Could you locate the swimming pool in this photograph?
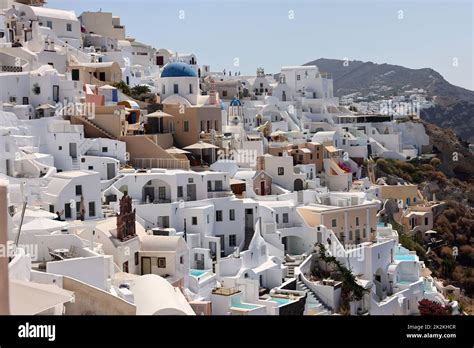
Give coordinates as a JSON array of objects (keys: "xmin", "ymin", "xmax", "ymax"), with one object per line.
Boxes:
[
  {"xmin": 269, "ymin": 297, "xmax": 292, "ymax": 306},
  {"xmin": 190, "ymin": 269, "xmax": 208, "ymax": 278},
  {"xmin": 394, "ymin": 254, "xmax": 417, "ymax": 261},
  {"xmin": 231, "ymin": 302, "xmax": 261, "ymax": 310}
]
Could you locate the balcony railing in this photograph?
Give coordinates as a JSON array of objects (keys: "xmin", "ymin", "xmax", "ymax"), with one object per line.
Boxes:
[
  {"xmin": 132, "ymin": 158, "xmax": 190, "ymax": 170},
  {"xmin": 277, "ymin": 222, "xmax": 303, "ymax": 229},
  {"xmin": 212, "ymin": 287, "xmax": 240, "ymax": 296}
]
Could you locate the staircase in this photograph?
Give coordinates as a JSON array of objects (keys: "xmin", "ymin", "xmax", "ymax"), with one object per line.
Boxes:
[
  {"xmin": 73, "ymin": 116, "xmax": 116, "ymax": 140},
  {"xmin": 296, "ymin": 279, "xmax": 332, "ymax": 315},
  {"xmin": 242, "ymin": 228, "xmax": 254, "ymax": 251},
  {"xmin": 71, "ymin": 158, "xmax": 80, "ymax": 170}
]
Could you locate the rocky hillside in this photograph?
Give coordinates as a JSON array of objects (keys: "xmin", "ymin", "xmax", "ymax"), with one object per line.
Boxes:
[{"xmin": 294, "ymin": 58, "xmax": 474, "ymax": 142}]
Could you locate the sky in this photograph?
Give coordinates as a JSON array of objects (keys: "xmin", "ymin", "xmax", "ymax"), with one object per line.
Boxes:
[{"xmin": 48, "ymin": 0, "xmax": 473, "ymax": 90}]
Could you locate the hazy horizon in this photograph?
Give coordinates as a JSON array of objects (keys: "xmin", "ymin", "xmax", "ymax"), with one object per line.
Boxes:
[{"xmin": 47, "ymin": 0, "xmax": 473, "ymax": 91}]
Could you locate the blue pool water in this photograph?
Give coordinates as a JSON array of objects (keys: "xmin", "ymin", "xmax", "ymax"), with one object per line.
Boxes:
[
  {"xmin": 377, "ymin": 222, "xmax": 387, "ymax": 228},
  {"xmin": 190, "ymin": 269, "xmax": 207, "ymax": 278},
  {"xmin": 269, "ymin": 297, "xmax": 292, "ymax": 306},
  {"xmin": 231, "ymin": 302, "xmax": 260, "ymax": 310},
  {"xmin": 394, "ymin": 254, "xmax": 417, "ymax": 261}
]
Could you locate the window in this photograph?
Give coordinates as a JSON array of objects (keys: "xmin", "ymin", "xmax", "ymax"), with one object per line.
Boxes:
[
  {"xmin": 22, "ymin": 97, "xmax": 29, "ymax": 105},
  {"xmin": 58, "ymin": 146, "xmax": 62, "ymax": 150},
  {"xmin": 222, "ymin": 90, "xmax": 227, "ymax": 97},
  {"xmin": 173, "ymin": 84, "xmax": 179, "ymax": 94},
  {"xmin": 424, "ymin": 217, "xmax": 429, "ymax": 226},
  {"xmin": 180, "ymin": 256, "xmax": 184, "ymax": 264},
  {"xmin": 282, "ymin": 213, "xmax": 289, "ymax": 223},
  {"xmin": 46, "ymin": 21, "xmax": 53, "ymax": 29},
  {"xmin": 215, "ymin": 180, "xmax": 223, "ymax": 191},
  {"xmin": 207, "ymin": 181, "xmax": 212, "ymax": 191},
  {"xmin": 216, "ymin": 210, "xmax": 223, "ymax": 222},
  {"xmin": 49, "ymin": 204, "xmax": 55, "ymax": 213},
  {"xmin": 278, "ymin": 167, "xmax": 284, "ymax": 175},
  {"xmin": 66, "ymin": 23, "xmax": 72, "ymax": 31},
  {"xmin": 229, "ymin": 209, "xmax": 235, "ymax": 221},
  {"xmin": 189, "ymin": 84, "xmax": 193, "ymax": 94},
  {"xmin": 349, "ymin": 230, "xmax": 353, "ymax": 240},
  {"xmin": 356, "ymin": 217, "xmax": 359, "ymax": 226},
  {"xmin": 207, "ymin": 214, "xmax": 210, "ymax": 224},
  {"xmin": 296, "ymin": 74, "xmax": 301, "ymax": 81},
  {"xmin": 71, "ymin": 69, "xmax": 80, "ymax": 81},
  {"xmin": 122, "ymin": 261, "xmax": 129, "ymax": 273},
  {"xmin": 192, "ymin": 216, "xmax": 197, "ymax": 225},
  {"xmin": 177, "ymin": 186, "xmax": 183, "ymax": 197},
  {"xmin": 363, "ymin": 229, "xmax": 366, "ymax": 238},
  {"xmin": 157, "ymin": 257, "xmax": 166, "ymax": 268},
  {"xmin": 158, "ymin": 187, "xmax": 166, "ymax": 200},
  {"xmin": 229, "ymin": 235, "xmax": 236, "ymax": 247},
  {"xmin": 162, "ymin": 85, "xmax": 165, "ymax": 94},
  {"xmin": 183, "ymin": 121, "xmax": 189, "ymax": 132},
  {"xmin": 102, "ymin": 147, "xmax": 108, "ymax": 153},
  {"xmin": 75, "ymin": 185, "xmax": 82, "ymax": 195},
  {"xmin": 134, "ymin": 252, "xmax": 139, "ymax": 266},
  {"xmin": 53, "ymin": 85, "xmax": 59, "ymax": 103},
  {"xmin": 276, "ymin": 214, "xmax": 279, "ymax": 223},
  {"xmin": 331, "ymin": 219, "xmax": 337, "ymax": 227},
  {"xmin": 88, "ymin": 202, "xmax": 95, "ymax": 217},
  {"xmin": 88, "ymin": 166, "xmax": 93, "ymax": 170}
]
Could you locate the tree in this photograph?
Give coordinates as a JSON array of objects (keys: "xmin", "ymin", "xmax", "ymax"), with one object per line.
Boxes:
[
  {"xmin": 130, "ymin": 85, "xmax": 151, "ymax": 97},
  {"xmin": 112, "ymin": 80, "xmax": 130, "ymax": 96},
  {"xmin": 418, "ymin": 299, "xmax": 451, "ymax": 316}
]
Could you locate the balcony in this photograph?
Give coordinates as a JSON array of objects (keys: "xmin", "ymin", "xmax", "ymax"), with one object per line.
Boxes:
[
  {"xmin": 276, "ymin": 222, "xmax": 303, "ymax": 229},
  {"xmin": 212, "ymin": 287, "xmax": 240, "ymax": 296}
]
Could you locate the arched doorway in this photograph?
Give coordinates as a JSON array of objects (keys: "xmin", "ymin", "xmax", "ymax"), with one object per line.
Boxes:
[
  {"xmin": 282, "ymin": 91, "xmax": 286, "ymax": 102},
  {"xmin": 294, "ymin": 179, "xmax": 303, "ymax": 191}
]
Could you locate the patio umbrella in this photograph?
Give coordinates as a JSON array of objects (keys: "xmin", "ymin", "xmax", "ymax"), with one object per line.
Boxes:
[
  {"xmin": 20, "ymin": 218, "xmax": 68, "ymax": 233},
  {"xmin": 13, "ymin": 208, "xmax": 57, "ymax": 224},
  {"xmin": 146, "ymin": 110, "xmax": 174, "ymax": 118},
  {"xmin": 165, "ymin": 147, "xmax": 190, "ymax": 154},
  {"xmin": 183, "ymin": 141, "xmax": 219, "ymax": 165},
  {"xmin": 35, "ymin": 104, "xmax": 56, "ymax": 110}
]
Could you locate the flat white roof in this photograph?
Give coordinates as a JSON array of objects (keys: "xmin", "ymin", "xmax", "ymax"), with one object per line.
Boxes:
[{"xmin": 31, "ymin": 7, "xmax": 78, "ymax": 21}]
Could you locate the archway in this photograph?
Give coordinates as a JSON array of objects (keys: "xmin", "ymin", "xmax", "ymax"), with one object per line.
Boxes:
[{"xmin": 294, "ymin": 179, "xmax": 303, "ymax": 191}]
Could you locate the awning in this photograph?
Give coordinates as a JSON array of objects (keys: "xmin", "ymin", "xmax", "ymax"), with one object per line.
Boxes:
[{"xmin": 9, "ymin": 279, "xmax": 74, "ymax": 315}]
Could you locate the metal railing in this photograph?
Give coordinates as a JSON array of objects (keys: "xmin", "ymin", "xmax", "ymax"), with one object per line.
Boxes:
[{"xmin": 132, "ymin": 158, "xmax": 190, "ymax": 170}]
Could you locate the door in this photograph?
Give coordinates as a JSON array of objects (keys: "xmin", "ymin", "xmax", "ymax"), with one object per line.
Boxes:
[
  {"xmin": 294, "ymin": 179, "xmax": 303, "ymax": 191},
  {"xmin": 217, "ymin": 235, "xmax": 225, "ymax": 257},
  {"xmin": 99, "ymin": 72, "xmax": 106, "ymax": 81},
  {"xmin": 141, "ymin": 257, "xmax": 151, "ymax": 275},
  {"xmin": 245, "ymin": 208, "xmax": 254, "ymax": 230},
  {"xmin": 196, "ymin": 253, "xmax": 204, "ymax": 270},
  {"xmin": 209, "ymin": 241, "xmax": 217, "ymax": 259},
  {"xmin": 107, "ymin": 163, "xmax": 115, "ymax": 180},
  {"xmin": 69, "ymin": 143, "xmax": 77, "ymax": 159},
  {"xmin": 282, "ymin": 91, "xmax": 286, "ymax": 101},
  {"xmin": 156, "ymin": 56, "xmax": 164, "ymax": 66},
  {"xmin": 64, "ymin": 203, "xmax": 71, "ymax": 219},
  {"xmin": 143, "ymin": 187, "xmax": 154, "ymax": 203},
  {"xmin": 260, "ymin": 181, "xmax": 265, "ymax": 196},
  {"xmin": 187, "ymin": 184, "xmax": 196, "ymax": 201}
]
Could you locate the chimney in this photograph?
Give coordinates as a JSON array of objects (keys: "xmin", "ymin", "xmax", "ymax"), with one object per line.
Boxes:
[{"xmin": 0, "ymin": 181, "xmax": 10, "ymax": 314}]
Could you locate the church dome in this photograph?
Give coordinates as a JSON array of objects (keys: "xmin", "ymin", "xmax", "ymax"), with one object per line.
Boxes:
[
  {"xmin": 230, "ymin": 98, "xmax": 242, "ymax": 106},
  {"xmin": 161, "ymin": 62, "xmax": 197, "ymax": 78}
]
